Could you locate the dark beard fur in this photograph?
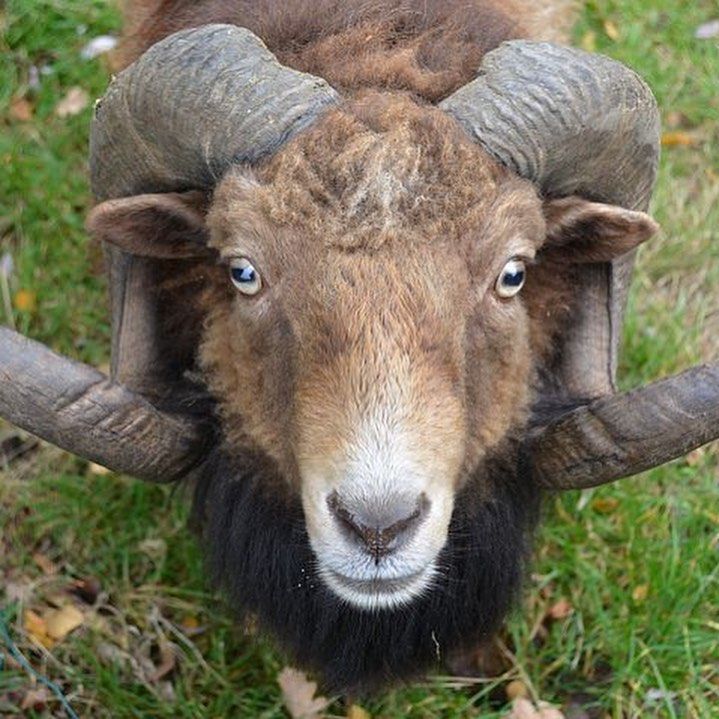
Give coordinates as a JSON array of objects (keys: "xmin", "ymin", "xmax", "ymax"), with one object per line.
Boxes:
[{"xmin": 190, "ymin": 444, "xmax": 541, "ymax": 695}]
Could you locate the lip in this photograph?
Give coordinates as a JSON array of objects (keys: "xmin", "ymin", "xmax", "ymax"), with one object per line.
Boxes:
[
  {"xmin": 327, "ymin": 569, "xmax": 426, "ymax": 595},
  {"xmin": 320, "ymin": 564, "xmax": 436, "ymax": 610}
]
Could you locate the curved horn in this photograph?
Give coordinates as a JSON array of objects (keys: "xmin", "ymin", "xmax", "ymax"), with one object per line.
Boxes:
[
  {"xmin": 440, "ymin": 41, "xmax": 660, "ymax": 398},
  {"xmin": 90, "ymin": 24, "xmax": 339, "ymax": 200},
  {"xmin": 0, "ymin": 327, "xmax": 207, "ymax": 482},
  {"xmin": 528, "ymin": 365, "xmax": 719, "ymax": 489}
]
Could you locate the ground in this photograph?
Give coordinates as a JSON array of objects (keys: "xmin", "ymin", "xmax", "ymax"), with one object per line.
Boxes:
[{"xmin": 0, "ymin": 1, "xmax": 718, "ymax": 717}]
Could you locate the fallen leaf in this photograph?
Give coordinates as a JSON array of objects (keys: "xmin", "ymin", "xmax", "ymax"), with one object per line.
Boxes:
[
  {"xmin": 695, "ymin": 20, "xmax": 719, "ymax": 39},
  {"xmin": 591, "ymin": 497, "xmax": 619, "ymax": 514},
  {"xmin": 32, "ymin": 552, "xmax": 58, "ymax": 575},
  {"xmin": 547, "ymin": 598, "xmax": 573, "ymax": 620},
  {"xmin": 504, "ymin": 698, "xmax": 566, "ymax": 719},
  {"xmin": 69, "ymin": 576, "xmax": 102, "ymax": 605},
  {"xmin": 347, "ymin": 705, "xmax": 371, "ymax": 719},
  {"xmin": 603, "ymin": 20, "xmax": 620, "ymax": 41},
  {"xmin": 14, "ymin": 289, "xmax": 37, "ymax": 313},
  {"xmin": 9, "ymin": 97, "xmax": 33, "ymax": 121},
  {"xmin": 148, "ymin": 640, "xmax": 177, "ymax": 682},
  {"xmin": 278, "ymin": 667, "xmax": 330, "ymax": 719},
  {"xmin": 579, "ymin": 31, "xmax": 596, "ymax": 53},
  {"xmin": 45, "ymin": 604, "xmax": 84, "ymax": 640},
  {"xmin": 88, "ymin": 461, "xmax": 112, "ymax": 475},
  {"xmin": 55, "ymin": 87, "xmax": 89, "ymax": 118},
  {"xmin": 632, "ymin": 584, "xmax": 649, "ymax": 602},
  {"xmin": 138, "ymin": 537, "xmax": 167, "ymax": 559},
  {"xmin": 20, "ymin": 687, "xmax": 49, "ymax": 712},
  {"xmin": 661, "ymin": 131, "xmax": 698, "ymax": 147},
  {"xmin": 506, "ymin": 680, "xmax": 529, "ymax": 700},
  {"xmin": 24, "ymin": 608, "xmax": 55, "ymax": 648}
]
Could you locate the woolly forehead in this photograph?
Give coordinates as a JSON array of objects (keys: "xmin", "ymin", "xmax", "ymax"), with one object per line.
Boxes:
[{"xmin": 208, "ymin": 94, "xmax": 546, "ymax": 261}]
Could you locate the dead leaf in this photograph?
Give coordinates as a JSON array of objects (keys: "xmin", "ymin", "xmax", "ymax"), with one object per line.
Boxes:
[
  {"xmin": 69, "ymin": 576, "xmax": 102, "ymax": 605},
  {"xmin": 695, "ymin": 20, "xmax": 719, "ymax": 39},
  {"xmin": 13, "ymin": 289, "xmax": 37, "ymax": 313},
  {"xmin": 632, "ymin": 584, "xmax": 649, "ymax": 603},
  {"xmin": 20, "ymin": 687, "xmax": 49, "ymax": 712},
  {"xmin": 32, "ymin": 552, "xmax": 58, "ymax": 576},
  {"xmin": 504, "ymin": 698, "xmax": 566, "ymax": 719},
  {"xmin": 9, "ymin": 97, "xmax": 33, "ymax": 121},
  {"xmin": 278, "ymin": 667, "xmax": 330, "ymax": 719},
  {"xmin": 591, "ymin": 497, "xmax": 619, "ymax": 514},
  {"xmin": 54, "ymin": 87, "xmax": 89, "ymax": 118},
  {"xmin": 661, "ymin": 131, "xmax": 698, "ymax": 147},
  {"xmin": 148, "ymin": 640, "xmax": 177, "ymax": 683},
  {"xmin": 579, "ymin": 31, "xmax": 596, "ymax": 53},
  {"xmin": 347, "ymin": 705, "xmax": 371, "ymax": 719},
  {"xmin": 45, "ymin": 604, "xmax": 84, "ymax": 640},
  {"xmin": 506, "ymin": 680, "xmax": 529, "ymax": 701},
  {"xmin": 24, "ymin": 608, "xmax": 55, "ymax": 648},
  {"xmin": 547, "ymin": 598, "xmax": 573, "ymax": 620},
  {"xmin": 603, "ymin": 20, "xmax": 620, "ymax": 41},
  {"xmin": 88, "ymin": 461, "xmax": 112, "ymax": 475}
]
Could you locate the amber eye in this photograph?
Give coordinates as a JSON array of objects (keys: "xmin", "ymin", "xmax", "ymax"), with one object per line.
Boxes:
[
  {"xmin": 230, "ymin": 257, "xmax": 262, "ymax": 295},
  {"xmin": 495, "ymin": 259, "xmax": 526, "ymax": 298}
]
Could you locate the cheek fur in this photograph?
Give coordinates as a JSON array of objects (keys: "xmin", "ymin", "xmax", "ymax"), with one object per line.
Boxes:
[{"xmin": 198, "ymin": 299, "xmax": 298, "ymax": 475}]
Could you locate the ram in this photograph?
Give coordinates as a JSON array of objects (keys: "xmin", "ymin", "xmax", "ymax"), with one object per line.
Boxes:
[{"xmin": 1, "ymin": 0, "xmax": 718, "ymax": 694}]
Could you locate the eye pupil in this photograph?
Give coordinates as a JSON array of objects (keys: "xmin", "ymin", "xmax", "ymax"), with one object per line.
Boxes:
[
  {"xmin": 502, "ymin": 268, "xmax": 524, "ymax": 287},
  {"xmin": 232, "ymin": 266, "xmax": 256, "ymax": 283},
  {"xmin": 230, "ymin": 258, "xmax": 262, "ymax": 295},
  {"xmin": 495, "ymin": 259, "xmax": 526, "ymax": 298}
]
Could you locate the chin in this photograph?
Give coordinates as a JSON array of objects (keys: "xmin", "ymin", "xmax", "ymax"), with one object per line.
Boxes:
[{"xmin": 191, "ymin": 447, "xmax": 541, "ymax": 694}]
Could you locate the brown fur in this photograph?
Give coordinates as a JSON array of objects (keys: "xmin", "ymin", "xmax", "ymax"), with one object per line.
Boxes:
[{"xmin": 118, "ymin": 0, "xmax": 574, "ymax": 99}]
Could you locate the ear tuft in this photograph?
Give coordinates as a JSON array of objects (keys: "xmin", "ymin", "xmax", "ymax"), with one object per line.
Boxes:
[
  {"xmin": 86, "ymin": 190, "xmax": 211, "ymax": 259},
  {"xmin": 542, "ymin": 196, "xmax": 659, "ymax": 264}
]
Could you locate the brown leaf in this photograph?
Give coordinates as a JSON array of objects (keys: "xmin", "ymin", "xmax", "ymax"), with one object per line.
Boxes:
[
  {"xmin": 69, "ymin": 576, "xmax": 102, "ymax": 605},
  {"xmin": 88, "ymin": 461, "xmax": 112, "ymax": 475},
  {"xmin": 148, "ymin": 640, "xmax": 177, "ymax": 683},
  {"xmin": 45, "ymin": 604, "xmax": 84, "ymax": 641},
  {"xmin": 20, "ymin": 687, "xmax": 49, "ymax": 712},
  {"xmin": 13, "ymin": 289, "xmax": 37, "ymax": 313},
  {"xmin": 661, "ymin": 131, "xmax": 698, "ymax": 147},
  {"xmin": 9, "ymin": 97, "xmax": 33, "ymax": 121},
  {"xmin": 347, "ymin": 705, "xmax": 371, "ymax": 719},
  {"xmin": 603, "ymin": 20, "xmax": 620, "ymax": 41},
  {"xmin": 32, "ymin": 552, "xmax": 58, "ymax": 576},
  {"xmin": 278, "ymin": 667, "xmax": 330, "ymax": 719},
  {"xmin": 504, "ymin": 698, "xmax": 566, "ymax": 719},
  {"xmin": 591, "ymin": 497, "xmax": 619, "ymax": 514},
  {"xmin": 632, "ymin": 584, "xmax": 649, "ymax": 603},
  {"xmin": 579, "ymin": 31, "xmax": 596, "ymax": 52},
  {"xmin": 54, "ymin": 87, "xmax": 89, "ymax": 118},
  {"xmin": 506, "ymin": 680, "xmax": 529, "ymax": 701},
  {"xmin": 547, "ymin": 598, "xmax": 573, "ymax": 620},
  {"xmin": 23, "ymin": 608, "xmax": 55, "ymax": 648}
]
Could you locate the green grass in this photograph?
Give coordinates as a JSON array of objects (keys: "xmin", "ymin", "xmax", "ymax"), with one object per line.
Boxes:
[{"xmin": 1, "ymin": 1, "xmax": 718, "ymax": 717}]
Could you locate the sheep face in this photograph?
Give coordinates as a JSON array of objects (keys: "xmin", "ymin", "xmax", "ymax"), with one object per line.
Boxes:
[{"xmin": 200, "ymin": 94, "xmax": 544, "ymax": 609}]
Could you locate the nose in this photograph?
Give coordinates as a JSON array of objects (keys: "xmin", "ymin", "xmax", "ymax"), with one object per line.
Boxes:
[{"xmin": 327, "ymin": 491, "xmax": 430, "ymax": 562}]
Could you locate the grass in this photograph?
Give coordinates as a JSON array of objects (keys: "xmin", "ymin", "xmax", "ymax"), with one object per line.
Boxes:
[{"xmin": 1, "ymin": 0, "xmax": 718, "ymax": 717}]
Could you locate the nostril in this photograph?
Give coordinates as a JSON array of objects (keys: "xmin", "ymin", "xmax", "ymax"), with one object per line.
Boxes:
[{"xmin": 327, "ymin": 491, "xmax": 430, "ymax": 561}]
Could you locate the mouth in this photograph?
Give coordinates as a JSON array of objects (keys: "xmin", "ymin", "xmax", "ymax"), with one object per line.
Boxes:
[{"xmin": 322, "ymin": 565, "xmax": 436, "ymax": 610}]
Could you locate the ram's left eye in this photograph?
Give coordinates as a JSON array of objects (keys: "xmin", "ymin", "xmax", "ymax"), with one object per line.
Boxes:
[
  {"xmin": 230, "ymin": 257, "xmax": 262, "ymax": 296},
  {"xmin": 495, "ymin": 258, "xmax": 526, "ymax": 298}
]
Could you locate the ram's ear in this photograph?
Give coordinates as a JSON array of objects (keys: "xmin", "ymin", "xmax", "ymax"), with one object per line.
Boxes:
[
  {"xmin": 86, "ymin": 190, "xmax": 211, "ymax": 258},
  {"xmin": 542, "ymin": 196, "xmax": 659, "ymax": 263}
]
